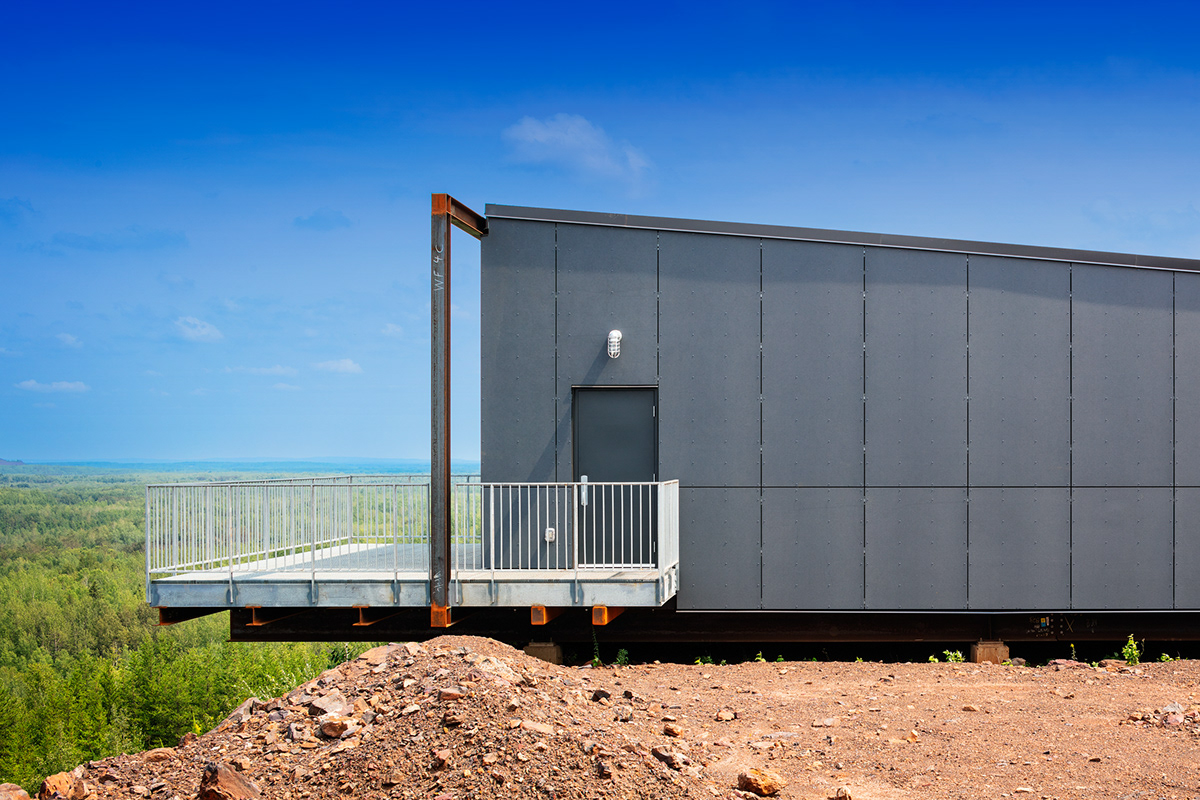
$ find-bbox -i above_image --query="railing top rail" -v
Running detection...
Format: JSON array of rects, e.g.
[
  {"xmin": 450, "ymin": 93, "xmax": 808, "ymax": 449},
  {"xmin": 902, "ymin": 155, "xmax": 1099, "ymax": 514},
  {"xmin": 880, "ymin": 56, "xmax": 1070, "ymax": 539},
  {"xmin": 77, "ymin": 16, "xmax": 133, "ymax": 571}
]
[
  {"xmin": 146, "ymin": 473, "xmax": 478, "ymax": 489},
  {"xmin": 462, "ymin": 480, "xmax": 676, "ymax": 487}
]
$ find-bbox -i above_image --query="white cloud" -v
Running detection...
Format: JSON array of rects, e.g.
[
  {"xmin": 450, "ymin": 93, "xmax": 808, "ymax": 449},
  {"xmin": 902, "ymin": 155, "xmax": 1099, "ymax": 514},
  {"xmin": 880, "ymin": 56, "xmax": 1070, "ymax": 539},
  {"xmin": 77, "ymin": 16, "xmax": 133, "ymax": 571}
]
[
  {"xmin": 57, "ymin": 333, "xmax": 81, "ymax": 348},
  {"xmin": 16, "ymin": 379, "xmax": 90, "ymax": 393},
  {"xmin": 381, "ymin": 323, "xmax": 404, "ymax": 337},
  {"xmin": 175, "ymin": 316, "xmax": 223, "ymax": 342},
  {"xmin": 226, "ymin": 365, "xmax": 298, "ymax": 376},
  {"xmin": 273, "ymin": 382, "xmax": 301, "ymax": 391},
  {"xmin": 313, "ymin": 358, "xmax": 362, "ymax": 374},
  {"xmin": 504, "ymin": 113, "xmax": 651, "ymax": 188}
]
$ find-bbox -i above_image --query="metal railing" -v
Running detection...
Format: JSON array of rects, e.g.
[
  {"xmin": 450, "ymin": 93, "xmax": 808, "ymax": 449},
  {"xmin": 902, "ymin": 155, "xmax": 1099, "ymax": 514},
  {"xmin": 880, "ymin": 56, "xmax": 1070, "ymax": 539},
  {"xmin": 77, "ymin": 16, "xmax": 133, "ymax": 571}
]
[
  {"xmin": 452, "ymin": 480, "xmax": 680, "ymax": 574},
  {"xmin": 146, "ymin": 475, "xmax": 441, "ymax": 579},
  {"xmin": 146, "ymin": 475, "xmax": 679, "ymax": 583}
]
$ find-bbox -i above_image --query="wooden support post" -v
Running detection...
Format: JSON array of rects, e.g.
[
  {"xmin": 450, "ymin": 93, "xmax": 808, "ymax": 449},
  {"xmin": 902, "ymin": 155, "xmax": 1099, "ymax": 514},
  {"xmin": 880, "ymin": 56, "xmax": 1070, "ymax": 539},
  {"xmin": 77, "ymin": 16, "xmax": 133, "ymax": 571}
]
[{"xmin": 592, "ymin": 606, "xmax": 624, "ymax": 626}]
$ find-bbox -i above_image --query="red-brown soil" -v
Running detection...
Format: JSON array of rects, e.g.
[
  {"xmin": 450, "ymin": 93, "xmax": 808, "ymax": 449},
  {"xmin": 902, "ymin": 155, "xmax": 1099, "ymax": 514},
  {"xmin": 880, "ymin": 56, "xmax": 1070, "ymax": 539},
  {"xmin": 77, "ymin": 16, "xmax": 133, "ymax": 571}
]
[{"xmin": 39, "ymin": 636, "xmax": 1200, "ymax": 800}]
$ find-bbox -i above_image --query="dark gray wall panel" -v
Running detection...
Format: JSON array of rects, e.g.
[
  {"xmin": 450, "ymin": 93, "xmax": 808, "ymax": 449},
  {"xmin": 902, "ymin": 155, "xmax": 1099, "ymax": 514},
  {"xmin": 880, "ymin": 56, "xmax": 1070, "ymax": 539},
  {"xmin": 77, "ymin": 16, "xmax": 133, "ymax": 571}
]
[
  {"xmin": 968, "ymin": 257, "xmax": 1071, "ymax": 487},
  {"xmin": 1072, "ymin": 266, "xmax": 1173, "ymax": 487},
  {"xmin": 865, "ymin": 488, "xmax": 967, "ymax": 609},
  {"xmin": 1176, "ymin": 273, "xmax": 1200, "ymax": 486},
  {"xmin": 1072, "ymin": 488, "xmax": 1173, "ymax": 609},
  {"xmin": 762, "ymin": 241, "xmax": 864, "ymax": 487},
  {"xmin": 555, "ymin": 224, "xmax": 659, "ymax": 481},
  {"xmin": 677, "ymin": 488, "xmax": 761, "ymax": 609},
  {"xmin": 865, "ymin": 248, "xmax": 967, "ymax": 487},
  {"xmin": 1175, "ymin": 489, "xmax": 1200, "ymax": 608},
  {"xmin": 762, "ymin": 488, "xmax": 863, "ymax": 609},
  {"xmin": 967, "ymin": 488, "xmax": 1070, "ymax": 609},
  {"xmin": 659, "ymin": 232, "xmax": 761, "ymax": 486},
  {"xmin": 480, "ymin": 219, "xmax": 558, "ymax": 482}
]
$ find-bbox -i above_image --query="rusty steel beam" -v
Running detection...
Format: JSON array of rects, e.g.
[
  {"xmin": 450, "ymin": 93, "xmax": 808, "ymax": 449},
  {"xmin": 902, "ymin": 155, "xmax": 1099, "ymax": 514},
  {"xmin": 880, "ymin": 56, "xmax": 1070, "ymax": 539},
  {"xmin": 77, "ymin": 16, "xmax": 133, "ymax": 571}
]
[
  {"xmin": 352, "ymin": 606, "xmax": 402, "ymax": 627},
  {"xmin": 245, "ymin": 606, "xmax": 303, "ymax": 627},
  {"xmin": 531, "ymin": 606, "xmax": 565, "ymax": 625},
  {"xmin": 430, "ymin": 193, "xmax": 486, "ymax": 621},
  {"xmin": 592, "ymin": 606, "xmax": 625, "ymax": 626}
]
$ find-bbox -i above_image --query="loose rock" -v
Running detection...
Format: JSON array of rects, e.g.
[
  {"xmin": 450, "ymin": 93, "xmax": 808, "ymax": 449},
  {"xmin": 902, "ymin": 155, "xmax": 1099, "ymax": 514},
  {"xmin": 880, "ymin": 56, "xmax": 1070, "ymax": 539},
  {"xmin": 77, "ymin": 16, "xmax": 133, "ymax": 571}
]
[
  {"xmin": 738, "ymin": 767, "xmax": 785, "ymax": 796},
  {"xmin": 196, "ymin": 762, "xmax": 260, "ymax": 800}
]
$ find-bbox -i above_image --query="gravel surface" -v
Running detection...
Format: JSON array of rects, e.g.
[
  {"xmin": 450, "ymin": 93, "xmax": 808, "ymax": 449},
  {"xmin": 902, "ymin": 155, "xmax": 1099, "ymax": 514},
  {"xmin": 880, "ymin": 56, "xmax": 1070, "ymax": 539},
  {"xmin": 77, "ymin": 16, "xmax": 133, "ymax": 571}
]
[{"xmin": 42, "ymin": 636, "xmax": 1200, "ymax": 800}]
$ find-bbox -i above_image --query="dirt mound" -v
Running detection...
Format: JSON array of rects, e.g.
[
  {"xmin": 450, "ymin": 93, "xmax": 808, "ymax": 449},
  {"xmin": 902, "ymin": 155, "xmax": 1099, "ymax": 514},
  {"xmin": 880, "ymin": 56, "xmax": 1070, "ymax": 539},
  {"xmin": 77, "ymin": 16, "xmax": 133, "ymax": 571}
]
[{"xmin": 48, "ymin": 636, "xmax": 705, "ymax": 800}]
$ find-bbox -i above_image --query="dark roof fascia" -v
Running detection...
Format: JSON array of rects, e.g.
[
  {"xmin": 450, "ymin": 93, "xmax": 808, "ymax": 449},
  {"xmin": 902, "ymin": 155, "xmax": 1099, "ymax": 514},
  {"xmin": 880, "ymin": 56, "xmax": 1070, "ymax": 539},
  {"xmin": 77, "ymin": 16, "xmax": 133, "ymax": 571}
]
[{"xmin": 485, "ymin": 204, "xmax": 1200, "ymax": 273}]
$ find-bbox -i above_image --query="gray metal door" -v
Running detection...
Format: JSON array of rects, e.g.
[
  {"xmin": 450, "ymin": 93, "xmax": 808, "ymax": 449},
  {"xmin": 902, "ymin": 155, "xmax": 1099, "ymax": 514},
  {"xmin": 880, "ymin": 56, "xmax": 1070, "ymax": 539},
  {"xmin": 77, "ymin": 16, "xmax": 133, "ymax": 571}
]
[{"xmin": 574, "ymin": 388, "xmax": 657, "ymax": 568}]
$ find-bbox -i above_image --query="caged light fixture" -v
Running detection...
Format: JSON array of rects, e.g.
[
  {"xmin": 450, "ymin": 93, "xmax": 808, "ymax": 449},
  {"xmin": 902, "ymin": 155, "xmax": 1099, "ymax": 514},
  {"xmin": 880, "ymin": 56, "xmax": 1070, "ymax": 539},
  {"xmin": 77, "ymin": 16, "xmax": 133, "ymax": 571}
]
[{"xmin": 607, "ymin": 330, "xmax": 622, "ymax": 358}]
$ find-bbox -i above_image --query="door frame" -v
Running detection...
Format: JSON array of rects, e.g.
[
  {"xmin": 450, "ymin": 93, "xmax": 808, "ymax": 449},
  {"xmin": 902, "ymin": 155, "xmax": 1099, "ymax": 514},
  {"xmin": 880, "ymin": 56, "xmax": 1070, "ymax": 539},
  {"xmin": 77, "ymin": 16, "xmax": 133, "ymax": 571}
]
[{"xmin": 571, "ymin": 385, "xmax": 659, "ymax": 482}]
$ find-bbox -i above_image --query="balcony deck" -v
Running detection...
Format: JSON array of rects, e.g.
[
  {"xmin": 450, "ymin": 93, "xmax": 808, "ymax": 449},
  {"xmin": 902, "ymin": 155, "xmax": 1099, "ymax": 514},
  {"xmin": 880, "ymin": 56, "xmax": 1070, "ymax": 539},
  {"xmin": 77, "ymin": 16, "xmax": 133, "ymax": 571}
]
[{"xmin": 146, "ymin": 476, "xmax": 679, "ymax": 611}]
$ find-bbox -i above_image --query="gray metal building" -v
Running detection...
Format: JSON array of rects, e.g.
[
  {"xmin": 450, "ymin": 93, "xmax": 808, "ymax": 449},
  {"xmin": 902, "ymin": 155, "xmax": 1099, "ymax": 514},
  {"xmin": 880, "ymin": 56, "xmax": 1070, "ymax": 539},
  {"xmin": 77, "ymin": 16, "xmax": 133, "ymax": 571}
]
[
  {"xmin": 481, "ymin": 204, "xmax": 1200, "ymax": 614},
  {"xmin": 145, "ymin": 199, "xmax": 1200, "ymax": 642}
]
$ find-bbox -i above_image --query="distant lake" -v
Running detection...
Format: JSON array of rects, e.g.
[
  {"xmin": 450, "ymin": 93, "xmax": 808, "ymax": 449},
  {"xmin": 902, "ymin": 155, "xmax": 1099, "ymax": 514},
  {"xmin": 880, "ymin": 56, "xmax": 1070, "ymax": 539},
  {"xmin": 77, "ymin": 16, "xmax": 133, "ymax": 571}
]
[{"xmin": 3, "ymin": 458, "xmax": 481, "ymax": 476}]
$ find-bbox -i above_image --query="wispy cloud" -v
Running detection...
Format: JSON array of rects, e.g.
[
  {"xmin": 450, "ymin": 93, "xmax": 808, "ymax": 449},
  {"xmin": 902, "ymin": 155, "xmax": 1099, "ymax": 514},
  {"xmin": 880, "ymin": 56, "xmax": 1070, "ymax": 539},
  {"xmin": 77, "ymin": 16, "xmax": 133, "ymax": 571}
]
[
  {"xmin": 504, "ymin": 113, "xmax": 651, "ymax": 189},
  {"xmin": 52, "ymin": 226, "xmax": 187, "ymax": 252},
  {"xmin": 226, "ymin": 365, "xmax": 297, "ymax": 376},
  {"xmin": 381, "ymin": 323, "xmax": 404, "ymax": 337},
  {"xmin": 56, "ymin": 333, "xmax": 81, "ymax": 348},
  {"xmin": 273, "ymin": 382, "xmax": 301, "ymax": 391},
  {"xmin": 313, "ymin": 358, "xmax": 362, "ymax": 374},
  {"xmin": 175, "ymin": 316, "xmax": 223, "ymax": 342},
  {"xmin": 0, "ymin": 197, "xmax": 33, "ymax": 226},
  {"xmin": 16, "ymin": 379, "xmax": 90, "ymax": 393},
  {"xmin": 294, "ymin": 208, "xmax": 352, "ymax": 231}
]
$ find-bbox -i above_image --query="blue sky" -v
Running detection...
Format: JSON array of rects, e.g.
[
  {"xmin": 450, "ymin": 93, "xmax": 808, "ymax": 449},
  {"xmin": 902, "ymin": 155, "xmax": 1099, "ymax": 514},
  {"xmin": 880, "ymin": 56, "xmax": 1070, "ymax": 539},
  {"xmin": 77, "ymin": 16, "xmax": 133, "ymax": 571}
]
[{"xmin": 3, "ymin": 1, "xmax": 1199, "ymax": 461}]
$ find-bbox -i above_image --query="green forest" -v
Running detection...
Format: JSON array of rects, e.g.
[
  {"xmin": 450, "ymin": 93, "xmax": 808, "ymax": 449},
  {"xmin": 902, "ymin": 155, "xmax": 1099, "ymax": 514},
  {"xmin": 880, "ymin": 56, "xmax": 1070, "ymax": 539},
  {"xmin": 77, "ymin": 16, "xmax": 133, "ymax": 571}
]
[{"xmin": 0, "ymin": 467, "xmax": 370, "ymax": 793}]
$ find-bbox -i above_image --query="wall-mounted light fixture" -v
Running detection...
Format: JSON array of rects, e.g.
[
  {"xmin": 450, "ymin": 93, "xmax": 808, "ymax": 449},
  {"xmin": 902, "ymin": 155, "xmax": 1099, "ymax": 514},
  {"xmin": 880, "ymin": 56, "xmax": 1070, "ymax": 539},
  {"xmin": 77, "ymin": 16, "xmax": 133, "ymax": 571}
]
[{"xmin": 607, "ymin": 330, "xmax": 622, "ymax": 358}]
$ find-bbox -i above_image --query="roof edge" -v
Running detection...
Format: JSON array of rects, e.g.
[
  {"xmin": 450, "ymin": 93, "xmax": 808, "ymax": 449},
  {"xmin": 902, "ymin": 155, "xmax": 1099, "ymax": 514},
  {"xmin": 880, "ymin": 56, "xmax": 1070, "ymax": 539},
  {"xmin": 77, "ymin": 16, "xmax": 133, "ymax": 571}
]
[{"xmin": 485, "ymin": 203, "xmax": 1200, "ymax": 272}]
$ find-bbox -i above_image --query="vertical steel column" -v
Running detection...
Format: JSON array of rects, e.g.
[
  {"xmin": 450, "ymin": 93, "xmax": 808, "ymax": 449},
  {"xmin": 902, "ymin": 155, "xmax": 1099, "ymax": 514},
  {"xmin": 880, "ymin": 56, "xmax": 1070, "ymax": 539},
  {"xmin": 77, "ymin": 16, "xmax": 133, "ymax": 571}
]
[
  {"xmin": 429, "ymin": 193, "xmax": 487, "ymax": 628},
  {"xmin": 431, "ymin": 195, "xmax": 452, "ymax": 623}
]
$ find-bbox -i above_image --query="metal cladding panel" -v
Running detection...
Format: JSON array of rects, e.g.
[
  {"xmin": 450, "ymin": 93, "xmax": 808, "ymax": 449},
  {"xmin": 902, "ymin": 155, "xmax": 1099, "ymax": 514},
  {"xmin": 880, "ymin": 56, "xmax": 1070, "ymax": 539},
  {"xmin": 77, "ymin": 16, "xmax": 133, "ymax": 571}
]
[
  {"xmin": 677, "ymin": 488, "xmax": 761, "ymax": 609},
  {"xmin": 967, "ymin": 488, "xmax": 1071, "ymax": 609},
  {"xmin": 1174, "ymin": 489, "xmax": 1200, "ymax": 608},
  {"xmin": 1071, "ymin": 488, "xmax": 1173, "ymax": 609},
  {"xmin": 864, "ymin": 488, "xmax": 967, "ymax": 609},
  {"xmin": 761, "ymin": 488, "xmax": 863, "ymax": 609},
  {"xmin": 555, "ymin": 223, "xmax": 659, "ymax": 481},
  {"xmin": 1176, "ymin": 273, "xmax": 1200, "ymax": 486},
  {"xmin": 659, "ymin": 231, "xmax": 762, "ymax": 487},
  {"xmin": 968, "ymin": 256, "xmax": 1071, "ymax": 487},
  {"xmin": 864, "ymin": 248, "xmax": 967, "ymax": 487},
  {"xmin": 761, "ymin": 240, "xmax": 864, "ymax": 487},
  {"xmin": 480, "ymin": 219, "xmax": 558, "ymax": 483},
  {"xmin": 1072, "ymin": 266, "xmax": 1174, "ymax": 487}
]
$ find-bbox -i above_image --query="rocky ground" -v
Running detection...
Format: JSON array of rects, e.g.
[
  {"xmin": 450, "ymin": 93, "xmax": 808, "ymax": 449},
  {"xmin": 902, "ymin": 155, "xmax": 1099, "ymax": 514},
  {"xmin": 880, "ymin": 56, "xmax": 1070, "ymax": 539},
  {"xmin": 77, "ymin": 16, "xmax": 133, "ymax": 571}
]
[{"xmin": 12, "ymin": 636, "xmax": 1200, "ymax": 800}]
